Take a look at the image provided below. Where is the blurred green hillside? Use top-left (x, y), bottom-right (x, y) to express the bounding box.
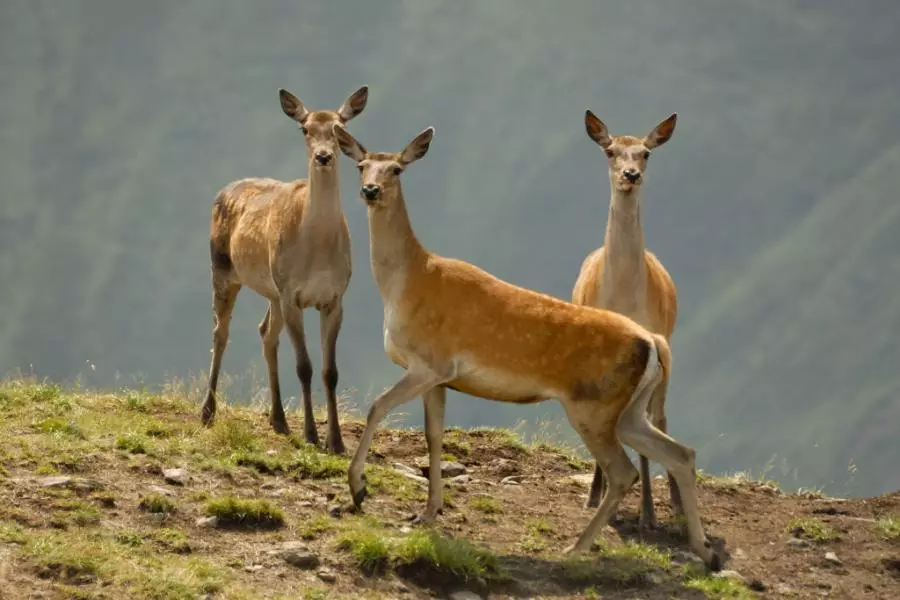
top-left (1, 0), bottom-right (898, 497)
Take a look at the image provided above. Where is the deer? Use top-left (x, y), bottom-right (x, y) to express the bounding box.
top-left (332, 122), bottom-right (722, 571)
top-left (200, 85), bottom-right (369, 454)
top-left (571, 110), bottom-right (682, 530)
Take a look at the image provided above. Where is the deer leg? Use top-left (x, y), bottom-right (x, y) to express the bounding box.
top-left (319, 300), bottom-right (345, 455)
top-left (259, 302), bottom-right (286, 433)
top-left (585, 464), bottom-right (606, 509)
top-left (201, 276), bottom-right (240, 427)
top-left (348, 368), bottom-right (448, 508)
top-left (558, 394), bottom-right (638, 554)
top-left (617, 379), bottom-right (720, 570)
top-left (282, 297), bottom-right (315, 441)
top-left (412, 385), bottom-right (446, 524)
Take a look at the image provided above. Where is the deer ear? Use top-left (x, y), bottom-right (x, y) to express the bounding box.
top-left (399, 127), bottom-right (435, 164)
top-left (584, 110), bottom-right (612, 148)
top-left (337, 85), bottom-right (369, 122)
top-left (332, 124), bottom-right (367, 162)
top-left (645, 113), bottom-right (677, 149)
top-left (279, 89), bottom-right (309, 123)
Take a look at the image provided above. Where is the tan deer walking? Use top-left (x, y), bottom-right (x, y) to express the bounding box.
top-left (200, 85), bottom-right (369, 453)
top-left (332, 123), bottom-right (721, 570)
top-left (571, 110), bottom-right (682, 528)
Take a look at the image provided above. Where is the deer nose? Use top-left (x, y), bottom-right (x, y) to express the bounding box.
top-left (623, 169), bottom-right (641, 183)
top-left (315, 151), bottom-right (333, 166)
top-left (361, 184), bottom-right (381, 201)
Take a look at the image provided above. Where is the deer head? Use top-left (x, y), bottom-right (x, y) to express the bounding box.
top-left (584, 111), bottom-right (677, 193)
top-left (279, 85), bottom-right (369, 170)
top-left (332, 124), bottom-right (434, 208)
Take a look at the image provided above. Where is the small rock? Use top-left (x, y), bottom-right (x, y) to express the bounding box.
top-left (643, 571), bottom-right (665, 585)
top-left (449, 592), bottom-right (482, 600)
top-left (568, 473), bottom-right (594, 487)
top-left (297, 500), bottom-right (314, 508)
top-left (260, 481), bottom-right (277, 490)
top-left (195, 516), bottom-right (218, 528)
top-left (418, 460), bottom-right (467, 479)
top-left (749, 579), bottom-right (767, 592)
top-left (824, 551), bottom-right (842, 566)
top-left (393, 463), bottom-right (420, 476)
top-left (162, 468), bottom-right (188, 486)
top-left (266, 449), bottom-right (278, 456)
top-left (244, 564), bottom-right (264, 573)
top-left (316, 569), bottom-right (337, 583)
top-left (732, 547), bottom-right (748, 560)
top-left (149, 513), bottom-right (167, 523)
top-left (714, 570), bottom-right (747, 584)
top-left (148, 485), bottom-right (175, 497)
top-left (787, 537), bottom-right (810, 548)
top-left (449, 474), bottom-right (471, 485)
top-left (500, 475), bottom-right (522, 485)
top-left (38, 475), bottom-right (73, 488)
top-left (282, 551), bottom-right (320, 570)
top-left (393, 469), bottom-right (429, 485)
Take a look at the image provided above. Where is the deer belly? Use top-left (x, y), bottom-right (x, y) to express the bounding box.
top-left (297, 271), bottom-right (345, 309)
top-left (450, 363), bottom-right (557, 404)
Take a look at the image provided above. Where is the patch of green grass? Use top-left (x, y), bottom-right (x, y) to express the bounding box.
top-left (290, 442), bottom-right (349, 479)
top-left (52, 500), bottom-right (102, 527)
top-left (562, 541), bottom-right (672, 586)
top-left (115, 432), bottom-right (149, 454)
top-left (527, 518), bottom-right (555, 535)
top-left (114, 532), bottom-right (144, 548)
top-left (788, 517), bottom-right (840, 542)
top-left (204, 496), bottom-right (284, 529)
top-left (303, 588), bottom-right (329, 600)
top-left (874, 516), bottom-right (900, 540)
top-left (34, 416), bottom-right (86, 439)
top-left (366, 464), bottom-right (426, 502)
top-left (469, 496), bottom-right (502, 514)
top-left (299, 515), bottom-right (334, 540)
top-left (22, 533), bottom-right (106, 582)
top-left (209, 419), bottom-right (260, 454)
top-left (35, 464), bottom-right (60, 475)
top-left (519, 533), bottom-right (546, 554)
top-left (444, 428), bottom-right (472, 457)
top-left (0, 520), bottom-right (27, 543)
top-left (393, 530), bottom-right (500, 582)
top-left (336, 524), bottom-right (391, 574)
top-left (584, 587), bottom-right (602, 600)
top-left (128, 557), bottom-right (225, 599)
top-left (684, 575), bottom-right (756, 598)
top-left (138, 493), bottom-right (177, 514)
top-left (148, 528), bottom-right (192, 554)
top-left (601, 540), bottom-right (671, 569)
top-left (469, 426), bottom-right (528, 454)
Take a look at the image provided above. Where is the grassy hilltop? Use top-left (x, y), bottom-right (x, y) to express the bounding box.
top-left (1, 380), bottom-right (898, 599)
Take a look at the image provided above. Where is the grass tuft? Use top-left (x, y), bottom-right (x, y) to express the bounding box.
top-left (684, 574), bottom-right (756, 598)
top-left (115, 432), bottom-right (149, 454)
top-left (394, 529), bottom-right (500, 582)
top-left (299, 515), bottom-right (334, 540)
top-left (204, 496), bottom-right (284, 529)
top-left (336, 524), bottom-right (391, 574)
top-left (874, 516), bottom-right (899, 540)
top-left (138, 493), bottom-right (177, 514)
top-left (469, 496), bottom-right (502, 514)
top-left (788, 517), bottom-right (840, 542)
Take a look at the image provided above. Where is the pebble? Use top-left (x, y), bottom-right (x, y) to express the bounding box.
top-left (787, 537), bottom-right (810, 548)
top-left (282, 551), bottom-right (320, 569)
top-left (316, 569), bottom-right (337, 583)
top-left (824, 551), bottom-right (842, 566)
top-left (418, 460), bottom-right (468, 478)
top-left (147, 485), bottom-right (175, 497)
top-left (500, 475), bottom-right (522, 485)
top-left (162, 468), bottom-right (188, 486)
top-left (195, 516), bottom-right (218, 528)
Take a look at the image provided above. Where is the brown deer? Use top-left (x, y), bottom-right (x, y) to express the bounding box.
top-left (332, 123), bottom-right (721, 570)
top-left (571, 110), bottom-right (682, 529)
top-left (200, 85), bottom-right (369, 453)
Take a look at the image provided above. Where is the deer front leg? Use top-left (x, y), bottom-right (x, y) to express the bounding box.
top-left (349, 368), bottom-right (449, 508)
top-left (259, 302), bottom-right (286, 433)
top-left (412, 385), bottom-right (446, 524)
top-left (282, 298), bottom-right (314, 440)
top-left (319, 301), bottom-right (345, 455)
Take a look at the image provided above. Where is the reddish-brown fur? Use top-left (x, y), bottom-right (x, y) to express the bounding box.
top-left (333, 123), bottom-right (719, 570)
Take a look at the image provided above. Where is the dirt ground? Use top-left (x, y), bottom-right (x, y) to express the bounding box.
top-left (0, 385), bottom-right (898, 599)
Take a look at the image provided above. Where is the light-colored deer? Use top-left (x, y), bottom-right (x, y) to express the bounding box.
top-left (332, 123), bottom-right (721, 570)
top-left (571, 110), bottom-right (682, 528)
top-left (200, 85), bottom-right (369, 453)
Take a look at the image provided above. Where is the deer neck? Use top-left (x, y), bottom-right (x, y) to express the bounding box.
top-left (304, 160), bottom-right (344, 223)
top-left (601, 184), bottom-right (648, 296)
top-left (367, 184), bottom-right (426, 304)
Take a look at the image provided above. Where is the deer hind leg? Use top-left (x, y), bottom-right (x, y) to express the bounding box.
top-left (319, 300), bottom-right (345, 455)
top-left (259, 301), bottom-right (286, 432)
top-left (412, 385), bottom-right (446, 524)
top-left (650, 385), bottom-right (685, 518)
top-left (348, 368), bottom-right (449, 508)
top-left (585, 464), bottom-right (606, 509)
top-left (616, 354), bottom-right (719, 570)
top-left (281, 295), bottom-right (315, 441)
top-left (201, 275), bottom-right (240, 427)
top-left (561, 401), bottom-right (638, 555)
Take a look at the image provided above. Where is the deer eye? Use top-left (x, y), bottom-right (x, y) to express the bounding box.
top-left (356, 163), bottom-right (364, 172)
top-left (393, 166), bottom-right (403, 176)
top-left (642, 151), bottom-right (651, 160)
top-left (300, 126), bottom-right (308, 135)
top-left (604, 149), bottom-right (615, 158)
